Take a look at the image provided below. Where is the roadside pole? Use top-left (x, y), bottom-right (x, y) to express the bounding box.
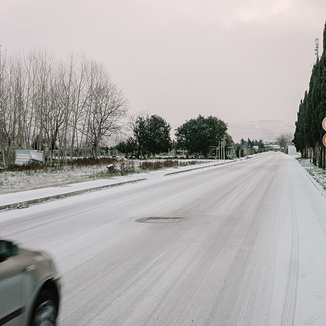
top-left (221, 140), bottom-right (226, 162)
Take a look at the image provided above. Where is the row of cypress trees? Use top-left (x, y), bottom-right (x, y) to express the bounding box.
top-left (294, 22), bottom-right (326, 169)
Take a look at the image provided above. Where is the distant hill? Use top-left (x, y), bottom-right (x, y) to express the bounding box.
top-left (227, 120), bottom-right (295, 143)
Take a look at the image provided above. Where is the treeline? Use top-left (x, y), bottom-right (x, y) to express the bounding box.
top-left (116, 114), bottom-right (233, 159)
top-left (0, 49), bottom-right (234, 168)
top-left (294, 22), bottom-right (326, 168)
top-left (240, 138), bottom-right (265, 149)
top-left (233, 138), bottom-right (265, 157)
top-left (0, 50), bottom-right (127, 168)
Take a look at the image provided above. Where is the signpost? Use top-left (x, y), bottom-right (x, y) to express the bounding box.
top-left (221, 140), bottom-right (226, 161)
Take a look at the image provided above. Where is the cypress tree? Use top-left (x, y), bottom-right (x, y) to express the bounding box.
top-left (294, 21), bottom-right (326, 167)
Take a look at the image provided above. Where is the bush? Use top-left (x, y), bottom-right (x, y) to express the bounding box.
top-left (118, 161), bottom-right (136, 175)
top-left (138, 160), bottom-right (180, 171)
top-left (71, 157), bottom-right (115, 166)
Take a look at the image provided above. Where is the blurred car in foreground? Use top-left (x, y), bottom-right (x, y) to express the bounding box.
top-left (0, 239), bottom-right (60, 326)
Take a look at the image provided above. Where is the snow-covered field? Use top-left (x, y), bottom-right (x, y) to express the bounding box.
top-left (0, 164), bottom-right (113, 194)
top-left (0, 159), bottom-right (213, 195)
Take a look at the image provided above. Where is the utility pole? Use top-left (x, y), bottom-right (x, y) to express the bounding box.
top-left (315, 38), bottom-right (319, 61)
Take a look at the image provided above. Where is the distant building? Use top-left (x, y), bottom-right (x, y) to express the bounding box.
top-left (264, 144), bottom-right (280, 151)
top-left (287, 146), bottom-right (297, 155)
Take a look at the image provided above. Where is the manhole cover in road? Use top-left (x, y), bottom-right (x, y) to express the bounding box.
top-left (136, 217), bottom-right (184, 223)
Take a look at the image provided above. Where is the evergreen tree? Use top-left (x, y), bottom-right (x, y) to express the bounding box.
top-left (294, 98), bottom-right (307, 156)
top-left (294, 21), bottom-right (326, 167)
top-left (175, 115), bottom-right (228, 158)
top-left (133, 114), bottom-right (171, 158)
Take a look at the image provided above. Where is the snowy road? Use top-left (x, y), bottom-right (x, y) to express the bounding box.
top-left (1, 152), bottom-right (326, 325)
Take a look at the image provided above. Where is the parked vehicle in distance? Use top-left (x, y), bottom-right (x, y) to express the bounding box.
top-left (0, 239), bottom-right (61, 326)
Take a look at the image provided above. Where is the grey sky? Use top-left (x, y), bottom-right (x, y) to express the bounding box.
top-left (1, 0), bottom-right (325, 130)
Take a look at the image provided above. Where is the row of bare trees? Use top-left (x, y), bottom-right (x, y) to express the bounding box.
top-left (0, 49), bottom-right (128, 168)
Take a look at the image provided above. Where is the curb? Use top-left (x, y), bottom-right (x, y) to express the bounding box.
top-left (296, 159), bottom-right (326, 199)
top-left (0, 178), bottom-right (147, 211)
top-left (164, 159), bottom-right (238, 176)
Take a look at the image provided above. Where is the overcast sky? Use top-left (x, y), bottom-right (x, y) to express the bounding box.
top-left (1, 0), bottom-right (325, 130)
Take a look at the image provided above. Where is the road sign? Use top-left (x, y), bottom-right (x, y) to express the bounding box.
top-left (323, 118), bottom-right (326, 147)
top-left (323, 134), bottom-right (326, 147)
top-left (323, 118), bottom-right (326, 131)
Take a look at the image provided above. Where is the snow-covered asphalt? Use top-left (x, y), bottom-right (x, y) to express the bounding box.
top-left (1, 152), bottom-right (326, 325)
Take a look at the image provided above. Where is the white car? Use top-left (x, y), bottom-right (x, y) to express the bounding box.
top-left (0, 239), bottom-right (61, 326)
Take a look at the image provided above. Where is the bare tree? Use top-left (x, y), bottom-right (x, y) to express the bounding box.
top-left (0, 47), bottom-right (11, 167)
top-left (83, 62), bottom-right (128, 157)
top-left (277, 132), bottom-right (293, 150)
top-left (0, 49), bottom-right (22, 167)
top-left (0, 50), bottom-right (128, 167)
top-left (68, 56), bottom-right (90, 159)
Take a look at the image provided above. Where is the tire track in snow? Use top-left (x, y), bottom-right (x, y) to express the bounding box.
top-left (281, 181), bottom-right (299, 326)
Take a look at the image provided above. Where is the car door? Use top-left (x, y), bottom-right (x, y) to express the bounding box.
top-left (0, 255), bottom-right (26, 326)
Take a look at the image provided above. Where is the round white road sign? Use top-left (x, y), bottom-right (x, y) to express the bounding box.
top-left (323, 134), bottom-right (326, 147)
top-left (322, 117), bottom-right (326, 131)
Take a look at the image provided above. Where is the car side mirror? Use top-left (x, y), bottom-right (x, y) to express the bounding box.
top-left (0, 240), bottom-right (19, 262)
